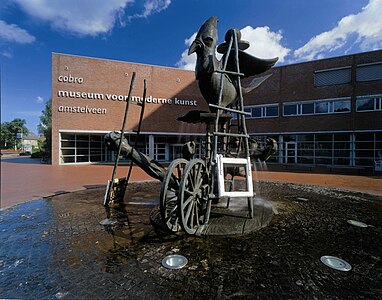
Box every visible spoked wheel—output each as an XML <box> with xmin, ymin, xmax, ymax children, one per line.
<box><xmin>159</xmin><ymin>158</ymin><xmax>188</xmax><ymax>232</ymax></box>
<box><xmin>178</xmin><ymin>159</ymin><xmax>210</xmax><ymax>235</ymax></box>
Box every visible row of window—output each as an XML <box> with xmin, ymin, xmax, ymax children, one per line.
<box><xmin>256</xmin><ymin>132</ymin><xmax>382</xmax><ymax>167</ymax></box>
<box><xmin>59</xmin><ymin>132</ymin><xmax>381</xmax><ymax>168</ymax></box>
<box><xmin>314</xmin><ymin>61</ymin><xmax>382</xmax><ymax>87</ymax></box>
<box><xmin>243</xmin><ymin>94</ymin><xmax>382</xmax><ymax>119</ymax></box>
<box><xmin>244</xmin><ymin>104</ymin><xmax>279</xmax><ymax>118</ymax></box>
<box><xmin>59</xmin><ymin>133</ymin><xmax>203</xmax><ymax>164</ymax></box>
<box><xmin>283</xmin><ymin>98</ymin><xmax>351</xmax><ymax>116</ymax></box>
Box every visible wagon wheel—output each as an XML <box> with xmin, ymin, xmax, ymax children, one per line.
<box><xmin>178</xmin><ymin>159</ymin><xmax>210</xmax><ymax>235</ymax></box>
<box><xmin>159</xmin><ymin>158</ymin><xmax>188</xmax><ymax>232</ymax></box>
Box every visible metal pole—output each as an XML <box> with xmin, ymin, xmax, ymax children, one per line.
<box><xmin>105</xmin><ymin>72</ymin><xmax>136</xmax><ymax>206</ymax></box>
<box><xmin>126</xmin><ymin>79</ymin><xmax>147</xmax><ymax>183</ymax></box>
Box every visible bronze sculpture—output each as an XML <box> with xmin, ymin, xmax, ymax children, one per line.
<box><xmin>104</xmin><ymin>17</ymin><xmax>279</xmax><ymax>224</ymax></box>
<box><xmin>188</xmin><ymin>16</ymin><xmax>278</xmax><ymax>108</ymax></box>
<box><xmin>104</xmin><ymin>17</ymin><xmax>278</xmax><ymax>181</ymax></box>
<box><xmin>104</xmin><ymin>131</ymin><xmax>276</xmax><ymax>183</ymax></box>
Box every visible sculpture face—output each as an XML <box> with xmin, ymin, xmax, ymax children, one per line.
<box><xmin>188</xmin><ymin>16</ymin><xmax>218</xmax><ymax>56</ymax></box>
<box><xmin>188</xmin><ymin>16</ymin><xmax>219</xmax><ymax>78</ymax></box>
<box><xmin>188</xmin><ymin>17</ymin><xmax>278</xmax><ymax>108</ymax></box>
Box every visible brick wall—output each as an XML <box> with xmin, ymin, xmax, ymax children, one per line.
<box><xmin>244</xmin><ymin>50</ymin><xmax>382</xmax><ymax>134</ymax></box>
<box><xmin>52</xmin><ymin>53</ymin><xmax>208</xmax><ymax>165</ymax></box>
<box><xmin>52</xmin><ymin>51</ymin><xmax>382</xmax><ymax>165</ymax></box>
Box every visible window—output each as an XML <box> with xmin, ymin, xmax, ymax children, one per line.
<box><xmin>301</xmin><ymin>102</ymin><xmax>314</xmax><ymax>114</ymax></box>
<box><xmin>356</xmin><ymin>62</ymin><xmax>382</xmax><ymax>82</ymax></box>
<box><xmin>354</xmin><ymin>133</ymin><xmax>378</xmax><ymax>166</ymax></box>
<box><xmin>251</xmin><ymin>107</ymin><xmax>261</xmax><ymax>118</ymax></box>
<box><xmin>315</xmin><ymin>101</ymin><xmax>329</xmax><ymax>114</ymax></box>
<box><xmin>266</xmin><ymin>105</ymin><xmax>278</xmax><ymax>117</ymax></box>
<box><xmin>284</xmin><ymin>102</ymin><xmax>316</xmax><ymax>116</ymax></box>
<box><xmin>154</xmin><ymin>143</ymin><xmax>166</xmax><ymax>161</ymax></box>
<box><xmin>60</xmin><ymin>133</ymin><xmax>106</xmax><ymax>164</ymax></box>
<box><xmin>267</xmin><ymin>132</ymin><xmax>382</xmax><ymax>167</ymax></box>
<box><xmin>250</xmin><ymin>135</ymin><xmax>279</xmax><ymax>163</ymax></box>
<box><xmin>244</xmin><ymin>104</ymin><xmax>279</xmax><ymax>119</ymax></box>
<box><xmin>154</xmin><ymin>137</ymin><xmax>168</xmax><ymax>161</ymax></box>
<box><xmin>357</xmin><ymin>99</ymin><xmax>374</xmax><ymax>111</ymax></box>
<box><xmin>244</xmin><ymin>107</ymin><xmax>251</xmax><ymax>116</ymax></box>
<box><xmin>283</xmin><ymin>104</ymin><xmax>298</xmax><ymax>116</ymax></box>
<box><xmin>284</xmin><ymin>98</ymin><xmax>351</xmax><ymax>116</ymax></box>
<box><xmin>277</xmin><ymin>133</ymin><xmax>353</xmax><ymax>166</ymax></box>
<box><xmin>314</xmin><ymin>67</ymin><xmax>351</xmax><ymax>86</ymax></box>
<box><xmin>356</xmin><ymin>95</ymin><xmax>382</xmax><ymax>112</ymax></box>
<box><xmin>333</xmin><ymin>100</ymin><xmax>351</xmax><ymax>113</ymax></box>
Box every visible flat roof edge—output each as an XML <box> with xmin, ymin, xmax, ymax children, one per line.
<box><xmin>274</xmin><ymin>49</ymin><xmax>382</xmax><ymax>69</ymax></box>
<box><xmin>52</xmin><ymin>52</ymin><xmax>194</xmax><ymax>73</ymax></box>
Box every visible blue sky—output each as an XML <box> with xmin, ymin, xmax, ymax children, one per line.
<box><xmin>1</xmin><ymin>0</ymin><xmax>381</xmax><ymax>133</ymax></box>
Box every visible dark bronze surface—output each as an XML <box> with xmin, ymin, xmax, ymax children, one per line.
<box><xmin>188</xmin><ymin>16</ymin><xmax>278</xmax><ymax>109</ymax></box>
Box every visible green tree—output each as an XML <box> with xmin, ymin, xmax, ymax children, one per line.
<box><xmin>0</xmin><ymin>118</ymin><xmax>28</xmax><ymax>149</ymax></box>
<box><xmin>38</xmin><ymin>99</ymin><xmax>52</xmax><ymax>156</ymax></box>
<box><xmin>0</xmin><ymin>124</ymin><xmax>12</xmax><ymax>148</ymax></box>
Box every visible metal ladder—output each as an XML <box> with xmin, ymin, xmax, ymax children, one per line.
<box><xmin>209</xmin><ymin>29</ymin><xmax>254</xmax><ymax>218</ymax></box>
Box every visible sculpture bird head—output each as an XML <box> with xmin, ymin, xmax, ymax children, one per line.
<box><xmin>187</xmin><ymin>17</ymin><xmax>278</xmax><ymax>109</ymax></box>
<box><xmin>188</xmin><ymin>16</ymin><xmax>219</xmax><ymax>79</ymax></box>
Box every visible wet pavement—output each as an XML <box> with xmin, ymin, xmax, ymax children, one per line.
<box><xmin>1</xmin><ymin>181</ymin><xmax>381</xmax><ymax>299</ymax></box>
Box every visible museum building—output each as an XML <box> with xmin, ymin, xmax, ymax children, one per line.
<box><xmin>52</xmin><ymin>50</ymin><xmax>382</xmax><ymax>171</ymax></box>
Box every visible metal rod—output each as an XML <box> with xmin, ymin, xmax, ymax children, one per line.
<box><xmin>126</xmin><ymin>79</ymin><xmax>147</xmax><ymax>183</ymax></box>
<box><xmin>213</xmin><ymin>132</ymin><xmax>249</xmax><ymax>138</ymax></box>
<box><xmin>212</xmin><ymin>34</ymin><xmax>234</xmax><ymax>165</ymax></box>
<box><xmin>209</xmin><ymin>103</ymin><xmax>251</xmax><ymax>116</ymax></box>
<box><xmin>105</xmin><ymin>72</ymin><xmax>136</xmax><ymax>206</ymax></box>
<box><xmin>231</xmin><ymin>31</ymin><xmax>253</xmax><ymax>218</ymax></box>
<box><xmin>215</xmin><ymin>70</ymin><xmax>244</xmax><ymax>76</ymax></box>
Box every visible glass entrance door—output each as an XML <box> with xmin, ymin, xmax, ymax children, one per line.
<box><xmin>285</xmin><ymin>142</ymin><xmax>297</xmax><ymax>164</ymax></box>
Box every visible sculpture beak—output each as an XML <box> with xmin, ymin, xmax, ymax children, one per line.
<box><xmin>188</xmin><ymin>40</ymin><xmax>201</xmax><ymax>55</ymax></box>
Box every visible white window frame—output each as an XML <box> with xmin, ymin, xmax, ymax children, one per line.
<box><xmin>216</xmin><ymin>155</ymin><xmax>254</xmax><ymax>197</ymax></box>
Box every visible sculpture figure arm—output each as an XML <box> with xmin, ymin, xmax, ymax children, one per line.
<box><xmin>104</xmin><ymin>131</ymin><xmax>166</xmax><ymax>182</ymax></box>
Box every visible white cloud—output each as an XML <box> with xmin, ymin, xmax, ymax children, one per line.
<box><xmin>129</xmin><ymin>0</ymin><xmax>171</xmax><ymax>20</ymax></box>
<box><xmin>175</xmin><ymin>33</ymin><xmax>197</xmax><ymax>70</ymax></box>
<box><xmin>1</xmin><ymin>50</ymin><xmax>13</xmax><ymax>58</ymax></box>
<box><xmin>14</xmin><ymin>0</ymin><xmax>134</xmax><ymax>36</ymax></box>
<box><xmin>141</xmin><ymin>0</ymin><xmax>171</xmax><ymax>17</ymax></box>
<box><xmin>241</xmin><ymin>26</ymin><xmax>290</xmax><ymax>62</ymax></box>
<box><xmin>176</xmin><ymin>26</ymin><xmax>290</xmax><ymax>70</ymax></box>
<box><xmin>36</xmin><ymin>96</ymin><xmax>44</xmax><ymax>103</ymax></box>
<box><xmin>294</xmin><ymin>0</ymin><xmax>382</xmax><ymax>61</ymax></box>
<box><xmin>0</xmin><ymin>20</ymin><xmax>36</xmax><ymax>44</ymax></box>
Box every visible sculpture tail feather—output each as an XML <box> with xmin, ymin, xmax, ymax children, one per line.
<box><xmin>242</xmin><ymin>74</ymin><xmax>272</xmax><ymax>95</ymax></box>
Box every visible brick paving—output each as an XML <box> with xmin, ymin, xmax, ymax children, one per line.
<box><xmin>1</xmin><ymin>155</ymin><xmax>381</xmax><ymax>209</ymax></box>
<box><xmin>0</xmin><ymin>181</ymin><xmax>380</xmax><ymax>299</ymax></box>
<box><xmin>0</xmin><ymin>156</ymin><xmax>154</xmax><ymax>209</ymax></box>
<box><xmin>1</xmin><ymin>156</ymin><xmax>381</xmax><ymax>298</ymax></box>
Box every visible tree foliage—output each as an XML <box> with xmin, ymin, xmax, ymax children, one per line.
<box><xmin>0</xmin><ymin>118</ymin><xmax>29</xmax><ymax>149</ymax></box>
<box><xmin>38</xmin><ymin>99</ymin><xmax>52</xmax><ymax>155</ymax></box>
